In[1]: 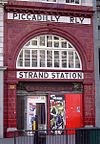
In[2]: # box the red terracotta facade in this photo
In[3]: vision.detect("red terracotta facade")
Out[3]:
[4,0,95,137]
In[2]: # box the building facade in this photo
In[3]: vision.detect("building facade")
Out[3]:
[2,0,96,137]
[0,5,4,139]
[0,0,8,138]
[95,0,100,128]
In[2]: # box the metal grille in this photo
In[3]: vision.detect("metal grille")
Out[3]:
[14,128,100,144]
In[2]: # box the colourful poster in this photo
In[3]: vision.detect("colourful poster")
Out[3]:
[29,103,36,130]
[27,96,46,130]
[50,94,65,132]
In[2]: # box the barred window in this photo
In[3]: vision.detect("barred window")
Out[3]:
[16,35,82,70]
[15,0,81,5]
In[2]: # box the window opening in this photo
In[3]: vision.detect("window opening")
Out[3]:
[16,35,82,70]
[15,0,81,5]
[16,82,83,130]
[36,103,45,124]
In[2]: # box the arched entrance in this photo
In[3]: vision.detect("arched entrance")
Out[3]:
[16,34,83,131]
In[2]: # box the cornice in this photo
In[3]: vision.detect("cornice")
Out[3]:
[0,66,7,71]
[4,2,94,17]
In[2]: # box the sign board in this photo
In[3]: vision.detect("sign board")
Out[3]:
[8,13,91,24]
[24,82,83,92]
[17,71,84,80]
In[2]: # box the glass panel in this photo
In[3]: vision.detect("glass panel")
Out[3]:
[16,0,80,4]
[66,0,74,3]
[25,41,30,46]
[47,0,56,1]
[47,50,52,67]
[75,0,79,4]
[66,0,79,4]
[40,50,45,67]
[32,37,37,46]
[68,43,73,48]
[68,51,74,68]
[47,36,52,47]
[61,39,67,48]
[75,52,80,68]
[32,50,37,67]
[25,50,30,67]
[54,51,59,67]
[58,0,66,3]
[62,51,67,68]
[40,36,45,46]
[17,50,23,67]
[54,36,59,48]
[42,0,56,1]
[17,35,82,70]
[66,0,71,3]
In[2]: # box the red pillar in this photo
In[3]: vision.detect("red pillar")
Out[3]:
[83,84,95,127]
[6,83,17,138]
[9,0,14,3]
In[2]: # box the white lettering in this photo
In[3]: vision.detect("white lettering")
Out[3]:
[17,71,84,80]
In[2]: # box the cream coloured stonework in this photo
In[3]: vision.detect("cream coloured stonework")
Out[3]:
[0,6,4,138]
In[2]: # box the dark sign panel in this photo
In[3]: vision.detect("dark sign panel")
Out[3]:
[23,82,83,93]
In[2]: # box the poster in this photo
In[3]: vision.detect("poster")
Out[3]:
[50,94,65,132]
[27,99,36,130]
[27,96,46,130]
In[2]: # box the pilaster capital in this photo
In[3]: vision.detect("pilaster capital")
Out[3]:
[0,66,7,71]
[6,79,18,85]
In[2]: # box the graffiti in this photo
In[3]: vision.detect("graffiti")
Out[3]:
[50,95,65,132]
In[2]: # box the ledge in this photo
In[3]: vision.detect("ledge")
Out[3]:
[0,66,7,71]
[5,1,94,17]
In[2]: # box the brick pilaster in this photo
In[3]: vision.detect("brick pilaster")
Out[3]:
[6,83,17,138]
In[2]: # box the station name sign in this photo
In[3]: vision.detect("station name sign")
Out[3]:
[17,71,84,80]
[8,13,91,25]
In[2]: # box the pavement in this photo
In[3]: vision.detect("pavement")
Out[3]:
[0,135,75,144]
[0,138,14,144]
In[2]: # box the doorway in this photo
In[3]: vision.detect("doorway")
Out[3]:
[48,93,83,130]
[16,82,83,130]
[65,94,83,129]
[27,96,47,130]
